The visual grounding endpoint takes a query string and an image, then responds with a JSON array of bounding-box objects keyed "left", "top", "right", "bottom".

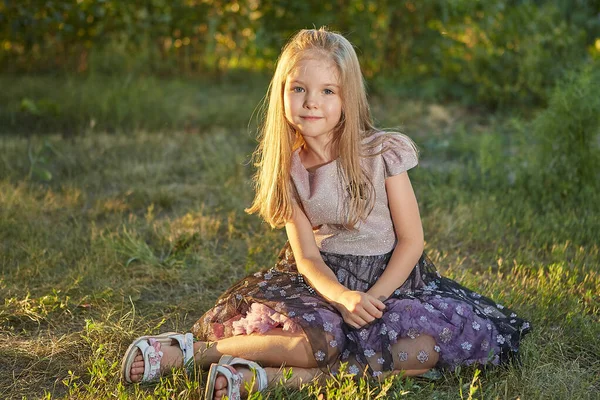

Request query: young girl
[{"left": 121, "top": 28, "right": 531, "bottom": 399}]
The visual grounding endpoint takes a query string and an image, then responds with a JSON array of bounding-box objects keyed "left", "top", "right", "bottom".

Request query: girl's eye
[
  {"left": 292, "top": 86, "right": 304, "bottom": 93},
  {"left": 324, "top": 88, "right": 335, "bottom": 95}
]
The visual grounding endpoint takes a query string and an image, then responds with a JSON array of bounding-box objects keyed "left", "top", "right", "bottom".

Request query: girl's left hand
[{"left": 333, "top": 290, "right": 386, "bottom": 329}]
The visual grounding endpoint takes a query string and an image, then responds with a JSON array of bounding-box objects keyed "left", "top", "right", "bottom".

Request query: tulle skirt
[{"left": 191, "top": 243, "right": 531, "bottom": 376}]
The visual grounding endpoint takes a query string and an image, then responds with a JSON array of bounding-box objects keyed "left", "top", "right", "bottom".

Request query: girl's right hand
[{"left": 333, "top": 290, "right": 386, "bottom": 329}]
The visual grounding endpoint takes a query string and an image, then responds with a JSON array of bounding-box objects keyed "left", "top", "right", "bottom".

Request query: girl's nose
[{"left": 303, "top": 93, "right": 318, "bottom": 109}]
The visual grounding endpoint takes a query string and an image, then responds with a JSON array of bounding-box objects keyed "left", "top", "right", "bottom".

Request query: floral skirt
[{"left": 191, "top": 243, "right": 531, "bottom": 376}]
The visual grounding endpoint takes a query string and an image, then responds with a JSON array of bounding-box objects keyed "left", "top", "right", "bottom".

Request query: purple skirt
[{"left": 191, "top": 243, "right": 531, "bottom": 376}]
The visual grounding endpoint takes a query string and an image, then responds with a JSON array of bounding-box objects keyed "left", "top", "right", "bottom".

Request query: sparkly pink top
[{"left": 291, "top": 131, "right": 418, "bottom": 256}]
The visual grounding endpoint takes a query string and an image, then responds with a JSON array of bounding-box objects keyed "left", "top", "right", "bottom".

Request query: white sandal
[
  {"left": 120, "top": 332, "right": 195, "bottom": 384},
  {"left": 204, "top": 355, "right": 269, "bottom": 400}
]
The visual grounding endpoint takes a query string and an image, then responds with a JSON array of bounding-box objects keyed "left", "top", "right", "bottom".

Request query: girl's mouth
[{"left": 301, "top": 116, "right": 322, "bottom": 121}]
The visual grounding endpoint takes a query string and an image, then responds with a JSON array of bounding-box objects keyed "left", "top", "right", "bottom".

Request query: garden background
[{"left": 1, "top": 1, "right": 599, "bottom": 399}]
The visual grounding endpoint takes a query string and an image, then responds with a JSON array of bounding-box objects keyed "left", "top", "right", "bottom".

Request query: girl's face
[{"left": 283, "top": 57, "right": 342, "bottom": 144}]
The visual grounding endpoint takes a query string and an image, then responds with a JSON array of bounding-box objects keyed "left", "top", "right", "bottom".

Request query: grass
[
  {"left": 0, "top": 73, "right": 270, "bottom": 135},
  {"left": 1, "top": 84, "right": 599, "bottom": 399}
]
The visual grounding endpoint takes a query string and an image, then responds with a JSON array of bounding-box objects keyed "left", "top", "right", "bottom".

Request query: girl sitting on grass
[{"left": 121, "top": 27, "right": 531, "bottom": 400}]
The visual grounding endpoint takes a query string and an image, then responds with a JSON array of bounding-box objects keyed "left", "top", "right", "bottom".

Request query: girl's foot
[
  {"left": 212, "top": 366, "right": 256, "bottom": 400},
  {"left": 128, "top": 340, "right": 184, "bottom": 382}
]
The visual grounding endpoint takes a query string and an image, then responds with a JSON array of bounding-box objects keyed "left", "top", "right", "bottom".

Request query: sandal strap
[
  {"left": 168, "top": 332, "right": 195, "bottom": 372},
  {"left": 218, "top": 355, "right": 269, "bottom": 391},
  {"left": 138, "top": 339, "right": 163, "bottom": 382},
  {"left": 222, "top": 365, "right": 244, "bottom": 400}
]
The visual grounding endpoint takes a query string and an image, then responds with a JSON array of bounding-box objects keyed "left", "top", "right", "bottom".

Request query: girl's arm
[
  {"left": 286, "top": 204, "right": 385, "bottom": 328},
  {"left": 367, "top": 171, "right": 424, "bottom": 301}
]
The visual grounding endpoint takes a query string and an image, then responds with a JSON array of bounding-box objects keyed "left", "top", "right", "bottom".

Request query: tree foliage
[{"left": 1, "top": 0, "right": 600, "bottom": 106}]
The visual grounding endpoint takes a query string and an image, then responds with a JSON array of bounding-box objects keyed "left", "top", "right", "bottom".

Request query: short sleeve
[{"left": 381, "top": 134, "right": 418, "bottom": 178}]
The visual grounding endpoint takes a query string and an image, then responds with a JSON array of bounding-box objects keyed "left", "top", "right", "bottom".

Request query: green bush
[
  {"left": 439, "top": 3, "right": 589, "bottom": 108},
  {"left": 2, "top": 1, "right": 599, "bottom": 108},
  {"left": 519, "top": 62, "right": 600, "bottom": 207}
]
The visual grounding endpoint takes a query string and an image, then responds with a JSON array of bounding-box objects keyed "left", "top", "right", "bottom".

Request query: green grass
[
  {"left": 1, "top": 99, "right": 599, "bottom": 399},
  {"left": 0, "top": 73, "right": 270, "bottom": 135}
]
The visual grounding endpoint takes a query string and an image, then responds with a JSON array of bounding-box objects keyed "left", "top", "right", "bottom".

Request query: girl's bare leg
[
  {"left": 127, "top": 331, "right": 439, "bottom": 398},
  {"left": 198, "top": 328, "right": 319, "bottom": 369},
  {"left": 127, "top": 328, "right": 319, "bottom": 382},
  {"left": 209, "top": 333, "right": 439, "bottom": 398}
]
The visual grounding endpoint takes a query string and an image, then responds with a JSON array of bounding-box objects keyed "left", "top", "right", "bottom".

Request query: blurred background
[{"left": 2, "top": 0, "right": 600, "bottom": 130}]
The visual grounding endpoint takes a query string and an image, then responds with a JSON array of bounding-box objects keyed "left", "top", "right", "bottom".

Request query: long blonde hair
[{"left": 246, "top": 27, "right": 414, "bottom": 228}]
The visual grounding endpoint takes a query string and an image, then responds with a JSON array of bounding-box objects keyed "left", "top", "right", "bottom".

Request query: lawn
[{"left": 1, "top": 96, "right": 599, "bottom": 399}]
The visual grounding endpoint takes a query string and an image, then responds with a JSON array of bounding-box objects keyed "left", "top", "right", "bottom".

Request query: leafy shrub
[
  {"left": 519, "top": 62, "right": 600, "bottom": 207},
  {"left": 437, "top": 2, "right": 589, "bottom": 108},
  {"left": 2, "top": 1, "right": 599, "bottom": 108}
]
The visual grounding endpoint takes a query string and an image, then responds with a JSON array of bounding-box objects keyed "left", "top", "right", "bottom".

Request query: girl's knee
[
  {"left": 418, "top": 335, "right": 440, "bottom": 365},
  {"left": 418, "top": 335, "right": 437, "bottom": 351},
  {"left": 391, "top": 334, "right": 439, "bottom": 369}
]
